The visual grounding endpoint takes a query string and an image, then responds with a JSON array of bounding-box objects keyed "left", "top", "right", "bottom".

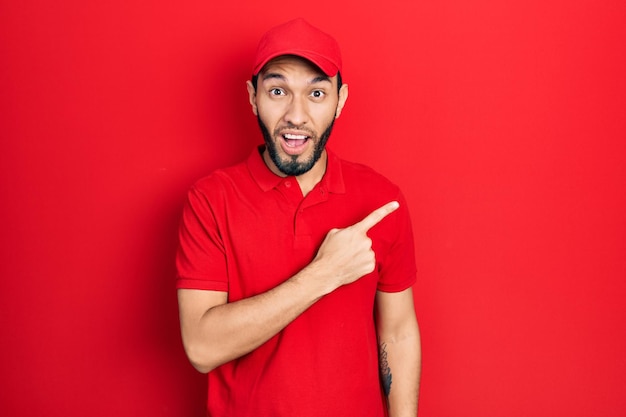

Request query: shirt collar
[{"left": 247, "top": 145, "right": 346, "bottom": 194}]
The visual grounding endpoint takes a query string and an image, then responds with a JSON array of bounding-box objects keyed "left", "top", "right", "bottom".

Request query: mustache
[{"left": 273, "top": 124, "right": 316, "bottom": 138}]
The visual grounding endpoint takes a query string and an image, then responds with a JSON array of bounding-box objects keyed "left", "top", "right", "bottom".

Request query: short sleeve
[
  {"left": 376, "top": 190, "right": 417, "bottom": 293},
  {"left": 175, "top": 185, "right": 229, "bottom": 291}
]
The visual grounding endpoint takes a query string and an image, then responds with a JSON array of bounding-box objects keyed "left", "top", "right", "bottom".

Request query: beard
[{"left": 257, "top": 115, "right": 335, "bottom": 177}]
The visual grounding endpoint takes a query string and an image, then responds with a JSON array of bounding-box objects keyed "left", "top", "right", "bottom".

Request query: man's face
[{"left": 247, "top": 56, "right": 348, "bottom": 177}]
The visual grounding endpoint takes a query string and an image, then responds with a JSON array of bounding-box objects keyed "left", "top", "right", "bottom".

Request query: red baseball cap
[{"left": 252, "top": 18, "right": 342, "bottom": 77}]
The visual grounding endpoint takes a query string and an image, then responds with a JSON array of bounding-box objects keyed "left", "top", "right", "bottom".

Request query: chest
[{"left": 215, "top": 183, "right": 384, "bottom": 301}]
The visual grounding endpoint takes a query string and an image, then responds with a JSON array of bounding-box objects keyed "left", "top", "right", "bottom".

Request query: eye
[
  {"left": 311, "top": 90, "right": 325, "bottom": 99},
  {"left": 269, "top": 88, "right": 285, "bottom": 96}
]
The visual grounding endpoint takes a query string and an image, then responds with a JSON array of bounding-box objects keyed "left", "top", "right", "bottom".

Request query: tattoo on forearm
[{"left": 378, "top": 342, "right": 392, "bottom": 397}]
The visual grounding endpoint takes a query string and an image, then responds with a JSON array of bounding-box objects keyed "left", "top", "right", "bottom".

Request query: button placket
[{"left": 293, "top": 202, "right": 312, "bottom": 249}]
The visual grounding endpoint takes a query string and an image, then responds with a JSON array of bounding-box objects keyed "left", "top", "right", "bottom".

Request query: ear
[
  {"left": 334, "top": 83, "right": 349, "bottom": 119},
  {"left": 246, "top": 80, "right": 258, "bottom": 116}
]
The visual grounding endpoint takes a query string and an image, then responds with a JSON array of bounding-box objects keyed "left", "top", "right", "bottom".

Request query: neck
[
  {"left": 296, "top": 150, "right": 327, "bottom": 196},
  {"left": 262, "top": 149, "right": 328, "bottom": 197}
]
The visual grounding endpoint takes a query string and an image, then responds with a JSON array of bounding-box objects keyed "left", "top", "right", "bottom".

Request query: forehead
[{"left": 259, "top": 55, "right": 334, "bottom": 84}]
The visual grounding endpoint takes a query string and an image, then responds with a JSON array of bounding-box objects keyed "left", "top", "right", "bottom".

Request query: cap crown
[{"left": 253, "top": 18, "right": 342, "bottom": 77}]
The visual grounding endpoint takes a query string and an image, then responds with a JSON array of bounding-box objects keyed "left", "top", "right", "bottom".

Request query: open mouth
[
  {"left": 280, "top": 132, "right": 311, "bottom": 155},
  {"left": 282, "top": 133, "right": 310, "bottom": 148}
]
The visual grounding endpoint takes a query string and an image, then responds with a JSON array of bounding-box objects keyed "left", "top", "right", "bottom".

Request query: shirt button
[{"left": 284, "top": 180, "right": 292, "bottom": 188}]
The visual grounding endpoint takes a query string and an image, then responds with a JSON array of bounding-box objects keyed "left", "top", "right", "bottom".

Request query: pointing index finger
[{"left": 355, "top": 201, "right": 400, "bottom": 232}]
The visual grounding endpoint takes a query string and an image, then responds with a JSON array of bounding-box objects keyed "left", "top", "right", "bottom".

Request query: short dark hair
[{"left": 251, "top": 71, "right": 343, "bottom": 94}]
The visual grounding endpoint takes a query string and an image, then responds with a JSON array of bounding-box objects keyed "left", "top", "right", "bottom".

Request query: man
[{"left": 176, "top": 18, "right": 421, "bottom": 417}]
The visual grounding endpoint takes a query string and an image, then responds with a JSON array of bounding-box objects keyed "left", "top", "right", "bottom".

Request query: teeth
[{"left": 284, "top": 134, "right": 308, "bottom": 140}]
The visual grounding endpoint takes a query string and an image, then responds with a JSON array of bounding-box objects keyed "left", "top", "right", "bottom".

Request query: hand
[{"left": 313, "top": 201, "right": 399, "bottom": 289}]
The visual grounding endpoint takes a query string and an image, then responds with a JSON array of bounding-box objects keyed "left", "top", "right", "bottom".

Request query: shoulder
[
  {"left": 180, "top": 161, "right": 254, "bottom": 219},
  {"left": 339, "top": 158, "right": 401, "bottom": 197},
  {"left": 190, "top": 160, "right": 250, "bottom": 196}
]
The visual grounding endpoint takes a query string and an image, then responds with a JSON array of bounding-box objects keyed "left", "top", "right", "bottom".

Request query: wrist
[{"left": 295, "top": 259, "right": 337, "bottom": 298}]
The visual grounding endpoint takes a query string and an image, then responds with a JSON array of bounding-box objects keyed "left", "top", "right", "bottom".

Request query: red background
[{"left": 1, "top": 1, "right": 625, "bottom": 416}]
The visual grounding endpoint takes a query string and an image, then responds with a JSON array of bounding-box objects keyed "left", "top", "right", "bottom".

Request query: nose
[{"left": 283, "top": 95, "right": 309, "bottom": 126}]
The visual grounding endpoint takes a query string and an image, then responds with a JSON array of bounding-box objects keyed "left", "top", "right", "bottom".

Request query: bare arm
[
  {"left": 178, "top": 201, "right": 400, "bottom": 373},
  {"left": 375, "top": 288, "right": 422, "bottom": 417}
]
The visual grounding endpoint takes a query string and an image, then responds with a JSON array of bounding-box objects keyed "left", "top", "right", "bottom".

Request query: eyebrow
[
  {"left": 261, "top": 73, "right": 331, "bottom": 85},
  {"left": 261, "top": 73, "right": 286, "bottom": 82},
  {"left": 310, "top": 75, "right": 331, "bottom": 84}
]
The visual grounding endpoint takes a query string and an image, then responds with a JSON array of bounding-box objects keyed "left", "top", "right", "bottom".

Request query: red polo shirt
[{"left": 176, "top": 146, "right": 417, "bottom": 417}]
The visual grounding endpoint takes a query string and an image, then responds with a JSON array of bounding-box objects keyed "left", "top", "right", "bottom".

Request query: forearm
[
  {"left": 375, "top": 288, "right": 422, "bottom": 417},
  {"left": 179, "top": 202, "right": 400, "bottom": 373},
  {"left": 379, "top": 326, "right": 421, "bottom": 417},
  {"left": 179, "top": 261, "right": 334, "bottom": 373}
]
